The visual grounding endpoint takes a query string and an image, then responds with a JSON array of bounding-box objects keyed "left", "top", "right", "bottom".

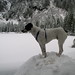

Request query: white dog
[{"left": 22, "top": 23, "right": 67, "bottom": 58}]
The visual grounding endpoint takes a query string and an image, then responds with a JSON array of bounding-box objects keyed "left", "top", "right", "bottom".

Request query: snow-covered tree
[
  {"left": 54, "top": 0, "right": 75, "bottom": 33},
  {"left": 0, "top": 0, "right": 8, "bottom": 12}
]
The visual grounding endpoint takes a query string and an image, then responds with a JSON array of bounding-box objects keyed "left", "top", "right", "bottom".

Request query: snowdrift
[{"left": 14, "top": 52, "right": 75, "bottom": 75}]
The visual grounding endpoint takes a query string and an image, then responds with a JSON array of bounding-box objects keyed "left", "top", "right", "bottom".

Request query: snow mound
[{"left": 14, "top": 52, "right": 75, "bottom": 75}]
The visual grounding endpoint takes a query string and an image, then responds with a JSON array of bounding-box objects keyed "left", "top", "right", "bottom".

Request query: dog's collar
[{"left": 36, "top": 30, "right": 40, "bottom": 41}]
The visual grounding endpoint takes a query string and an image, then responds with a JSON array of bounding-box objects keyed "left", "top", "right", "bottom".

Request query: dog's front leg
[{"left": 39, "top": 44, "right": 47, "bottom": 58}]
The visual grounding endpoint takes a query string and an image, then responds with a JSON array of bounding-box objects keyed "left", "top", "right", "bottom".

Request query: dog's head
[{"left": 21, "top": 23, "right": 33, "bottom": 33}]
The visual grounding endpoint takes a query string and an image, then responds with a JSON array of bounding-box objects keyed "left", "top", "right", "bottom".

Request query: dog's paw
[
  {"left": 56, "top": 53, "right": 61, "bottom": 57},
  {"left": 39, "top": 54, "right": 46, "bottom": 58},
  {"left": 42, "top": 54, "right": 47, "bottom": 58}
]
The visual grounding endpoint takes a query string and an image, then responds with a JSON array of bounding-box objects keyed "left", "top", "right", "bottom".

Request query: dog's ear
[{"left": 25, "top": 23, "right": 33, "bottom": 31}]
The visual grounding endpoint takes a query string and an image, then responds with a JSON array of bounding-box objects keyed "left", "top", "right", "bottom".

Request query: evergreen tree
[
  {"left": 0, "top": 0, "right": 7, "bottom": 12},
  {"left": 54, "top": 0, "right": 75, "bottom": 33},
  {"left": 4, "top": 0, "right": 50, "bottom": 20}
]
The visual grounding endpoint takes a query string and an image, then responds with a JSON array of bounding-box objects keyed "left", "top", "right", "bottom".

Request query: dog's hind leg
[
  {"left": 39, "top": 44, "right": 47, "bottom": 58},
  {"left": 56, "top": 33, "right": 67, "bottom": 57},
  {"left": 56, "top": 43, "right": 63, "bottom": 57},
  {"left": 56, "top": 38, "right": 64, "bottom": 57}
]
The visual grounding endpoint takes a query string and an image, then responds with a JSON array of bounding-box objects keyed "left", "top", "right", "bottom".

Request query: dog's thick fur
[{"left": 22, "top": 23, "right": 67, "bottom": 58}]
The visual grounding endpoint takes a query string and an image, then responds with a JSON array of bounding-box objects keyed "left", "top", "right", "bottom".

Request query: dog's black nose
[{"left": 21, "top": 29, "right": 27, "bottom": 33}]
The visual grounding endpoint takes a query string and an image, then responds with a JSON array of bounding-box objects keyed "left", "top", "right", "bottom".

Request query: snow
[
  {"left": 14, "top": 52, "right": 75, "bottom": 75},
  {"left": 0, "top": 33, "right": 40, "bottom": 65},
  {"left": 0, "top": 18, "right": 18, "bottom": 24},
  {"left": 0, "top": 13, "right": 18, "bottom": 24},
  {"left": 0, "top": 33, "right": 75, "bottom": 75},
  {"left": 6, "top": 0, "right": 11, "bottom": 10}
]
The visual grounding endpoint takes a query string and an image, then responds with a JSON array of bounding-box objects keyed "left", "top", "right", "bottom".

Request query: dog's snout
[{"left": 21, "top": 29, "right": 27, "bottom": 33}]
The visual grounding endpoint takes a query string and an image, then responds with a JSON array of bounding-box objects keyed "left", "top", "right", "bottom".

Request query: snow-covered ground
[
  {"left": 0, "top": 33, "right": 75, "bottom": 75},
  {"left": 14, "top": 52, "right": 75, "bottom": 75},
  {"left": 0, "top": 33, "right": 75, "bottom": 65}
]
